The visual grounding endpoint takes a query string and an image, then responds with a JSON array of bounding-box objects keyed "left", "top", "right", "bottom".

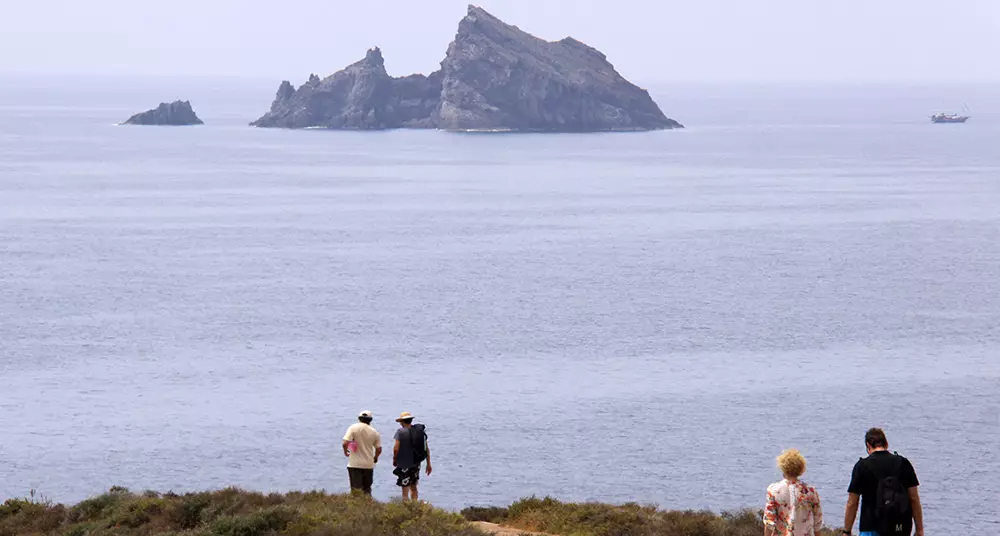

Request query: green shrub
[
  {"left": 166, "top": 492, "right": 213, "bottom": 529},
  {"left": 105, "top": 496, "right": 166, "bottom": 529},
  {"left": 459, "top": 506, "right": 508, "bottom": 523},
  {"left": 62, "top": 524, "right": 90, "bottom": 536},
  {"left": 198, "top": 489, "right": 274, "bottom": 524},
  {"left": 69, "top": 489, "right": 131, "bottom": 523},
  {"left": 0, "top": 498, "right": 66, "bottom": 535},
  {"left": 210, "top": 506, "right": 296, "bottom": 536},
  {"left": 0, "top": 498, "right": 33, "bottom": 519}
]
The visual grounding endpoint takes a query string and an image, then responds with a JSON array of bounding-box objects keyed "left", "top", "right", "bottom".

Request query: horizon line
[{"left": 2, "top": 71, "right": 1000, "bottom": 87}]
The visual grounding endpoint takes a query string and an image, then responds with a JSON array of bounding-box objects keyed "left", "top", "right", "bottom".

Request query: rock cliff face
[
  {"left": 433, "top": 7, "right": 679, "bottom": 131},
  {"left": 251, "top": 5, "right": 680, "bottom": 131},
  {"left": 123, "top": 101, "right": 203, "bottom": 125},
  {"left": 251, "top": 48, "right": 443, "bottom": 129}
]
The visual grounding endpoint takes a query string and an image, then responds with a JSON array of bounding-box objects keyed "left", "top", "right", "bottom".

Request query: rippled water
[{"left": 1, "top": 79, "right": 999, "bottom": 533}]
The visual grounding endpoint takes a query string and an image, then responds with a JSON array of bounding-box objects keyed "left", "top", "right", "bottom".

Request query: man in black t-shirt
[{"left": 842, "top": 428, "right": 924, "bottom": 536}]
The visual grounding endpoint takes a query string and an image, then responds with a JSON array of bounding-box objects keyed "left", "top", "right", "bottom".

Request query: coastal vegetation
[
  {"left": 463, "top": 496, "right": 838, "bottom": 536},
  {"left": 1, "top": 488, "right": 838, "bottom": 536},
  {"left": 0, "top": 488, "right": 476, "bottom": 536}
]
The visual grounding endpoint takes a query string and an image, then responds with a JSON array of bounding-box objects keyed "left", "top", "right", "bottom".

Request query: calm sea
[{"left": 1, "top": 77, "right": 998, "bottom": 533}]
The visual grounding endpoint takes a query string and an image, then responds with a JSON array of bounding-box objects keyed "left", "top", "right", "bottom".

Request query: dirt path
[{"left": 473, "top": 521, "right": 554, "bottom": 536}]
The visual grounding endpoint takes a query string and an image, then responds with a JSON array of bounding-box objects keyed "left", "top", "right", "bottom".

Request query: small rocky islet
[
  {"left": 251, "top": 5, "right": 681, "bottom": 132},
  {"left": 121, "top": 100, "right": 204, "bottom": 126}
]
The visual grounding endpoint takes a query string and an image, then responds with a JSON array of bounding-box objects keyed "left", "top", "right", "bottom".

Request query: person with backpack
[
  {"left": 842, "top": 428, "right": 924, "bottom": 536},
  {"left": 392, "top": 411, "right": 432, "bottom": 501}
]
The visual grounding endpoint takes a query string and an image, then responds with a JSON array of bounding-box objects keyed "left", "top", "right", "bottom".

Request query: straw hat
[{"left": 395, "top": 411, "right": 415, "bottom": 422}]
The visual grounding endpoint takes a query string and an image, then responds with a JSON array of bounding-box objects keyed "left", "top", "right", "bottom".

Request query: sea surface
[{"left": 1, "top": 77, "right": 999, "bottom": 533}]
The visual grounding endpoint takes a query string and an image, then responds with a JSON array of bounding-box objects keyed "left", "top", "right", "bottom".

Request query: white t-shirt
[{"left": 343, "top": 423, "right": 381, "bottom": 469}]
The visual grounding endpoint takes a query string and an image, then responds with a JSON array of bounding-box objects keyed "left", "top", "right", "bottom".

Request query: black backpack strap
[
  {"left": 863, "top": 453, "right": 903, "bottom": 481},
  {"left": 861, "top": 456, "right": 884, "bottom": 480},
  {"left": 890, "top": 452, "right": 904, "bottom": 476}
]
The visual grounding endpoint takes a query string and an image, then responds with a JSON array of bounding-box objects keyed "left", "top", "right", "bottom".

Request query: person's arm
[
  {"left": 843, "top": 493, "right": 860, "bottom": 534},
  {"left": 762, "top": 488, "right": 778, "bottom": 536},
  {"left": 901, "top": 458, "right": 923, "bottom": 536},
  {"left": 843, "top": 460, "right": 865, "bottom": 534},
  {"left": 393, "top": 439, "right": 400, "bottom": 467},
  {"left": 813, "top": 489, "right": 824, "bottom": 535},
  {"left": 374, "top": 446, "right": 383, "bottom": 464},
  {"left": 424, "top": 442, "right": 432, "bottom": 475},
  {"left": 909, "top": 487, "right": 924, "bottom": 536}
]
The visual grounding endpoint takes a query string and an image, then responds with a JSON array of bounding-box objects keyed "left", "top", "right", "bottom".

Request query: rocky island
[
  {"left": 122, "top": 101, "right": 204, "bottom": 126},
  {"left": 251, "top": 5, "right": 681, "bottom": 132}
]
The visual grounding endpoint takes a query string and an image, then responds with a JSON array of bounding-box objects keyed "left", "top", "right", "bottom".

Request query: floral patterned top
[{"left": 763, "top": 479, "right": 823, "bottom": 536}]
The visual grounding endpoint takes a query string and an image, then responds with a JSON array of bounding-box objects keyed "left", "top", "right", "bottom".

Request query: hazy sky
[{"left": 4, "top": 0, "right": 999, "bottom": 83}]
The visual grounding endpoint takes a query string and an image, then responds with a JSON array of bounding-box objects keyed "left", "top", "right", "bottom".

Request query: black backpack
[
  {"left": 862, "top": 453, "right": 913, "bottom": 536},
  {"left": 409, "top": 424, "right": 428, "bottom": 464}
]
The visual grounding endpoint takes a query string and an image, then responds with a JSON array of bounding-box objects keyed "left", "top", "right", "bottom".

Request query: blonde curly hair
[{"left": 777, "top": 448, "right": 806, "bottom": 478}]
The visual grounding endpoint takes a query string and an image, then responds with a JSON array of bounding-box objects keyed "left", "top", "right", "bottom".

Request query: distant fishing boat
[
  {"left": 931, "top": 112, "right": 969, "bottom": 123},
  {"left": 931, "top": 104, "right": 970, "bottom": 123}
]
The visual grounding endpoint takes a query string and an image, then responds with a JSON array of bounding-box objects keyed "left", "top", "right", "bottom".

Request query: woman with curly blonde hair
[{"left": 763, "top": 449, "right": 823, "bottom": 536}]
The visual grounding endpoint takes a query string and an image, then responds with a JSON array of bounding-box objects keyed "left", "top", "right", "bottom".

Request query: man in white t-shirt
[{"left": 342, "top": 410, "right": 382, "bottom": 495}]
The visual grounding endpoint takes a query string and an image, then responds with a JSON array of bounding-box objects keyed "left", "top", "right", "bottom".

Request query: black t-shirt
[{"left": 847, "top": 451, "right": 919, "bottom": 532}]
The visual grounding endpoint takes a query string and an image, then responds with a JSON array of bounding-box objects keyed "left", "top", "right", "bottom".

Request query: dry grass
[
  {"left": 0, "top": 488, "right": 482, "bottom": 536},
  {"left": 1, "top": 490, "right": 841, "bottom": 536},
  {"left": 463, "top": 497, "right": 840, "bottom": 536}
]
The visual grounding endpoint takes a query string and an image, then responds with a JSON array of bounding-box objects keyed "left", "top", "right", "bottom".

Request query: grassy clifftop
[
  {"left": 1, "top": 488, "right": 837, "bottom": 536},
  {"left": 464, "top": 497, "right": 837, "bottom": 536},
  {"left": 0, "top": 488, "right": 477, "bottom": 536}
]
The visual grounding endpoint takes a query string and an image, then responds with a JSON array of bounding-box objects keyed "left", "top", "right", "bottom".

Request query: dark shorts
[
  {"left": 394, "top": 466, "right": 420, "bottom": 487},
  {"left": 347, "top": 467, "right": 374, "bottom": 494}
]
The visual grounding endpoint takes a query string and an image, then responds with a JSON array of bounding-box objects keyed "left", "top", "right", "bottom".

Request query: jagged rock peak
[
  {"left": 276, "top": 81, "right": 296, "bottom": 102},
  {"left": 122, "top": 100, "right": 203, "bottom": 126},
  {"left": 250, "top": 48, "right": 404, "bottom": 130},
  {"left": 459, "top": 5, "right": 515, "bottom": 36},
  {"left": 466, "top": 5, "right": 499, "bottom": 21},
  {"left": 250, "top": 5, "right": 681, "bottom": 131},
  {"left": 434, "top": 5, "right": 681, "bottom": 131},
  {"left": 364, "top": 47, "right": 384, "bottom": 66}
]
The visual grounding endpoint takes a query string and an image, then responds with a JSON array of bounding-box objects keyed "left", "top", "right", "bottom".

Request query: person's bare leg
[
  {"left": 402, "top": 486, "right": 411, "bottom": 501},
  {"left": 410, "top": 484, "right": 419, "bottom": 502}
]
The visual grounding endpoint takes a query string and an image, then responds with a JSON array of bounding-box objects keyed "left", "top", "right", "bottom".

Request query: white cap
[{"left": 359, "top": 410, "right": 373, "bottom": 418}]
